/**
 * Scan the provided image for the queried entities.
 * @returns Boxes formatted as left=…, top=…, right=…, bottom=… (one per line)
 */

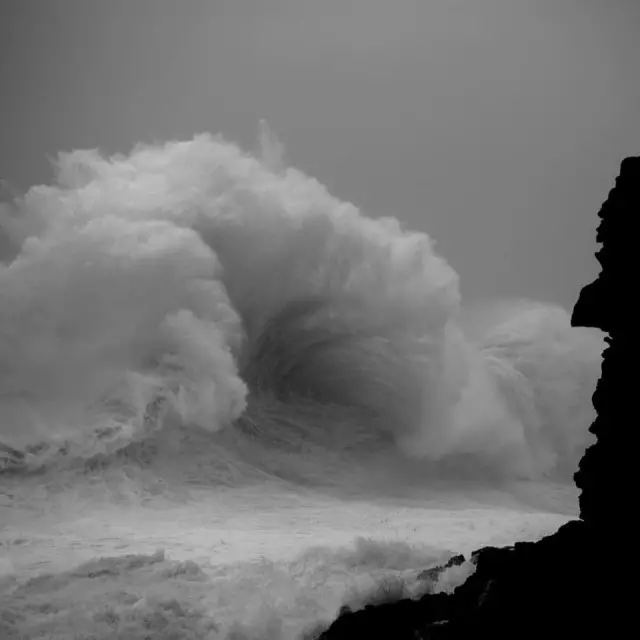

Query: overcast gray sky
left=1, top=0, right=638, bottom=308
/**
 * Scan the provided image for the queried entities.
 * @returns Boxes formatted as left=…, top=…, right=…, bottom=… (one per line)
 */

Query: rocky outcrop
left=416, top=553, right=465, bottom=583
left=316, top=156, right=636, bottom=640
left=319, top=520, right=599, bottom=639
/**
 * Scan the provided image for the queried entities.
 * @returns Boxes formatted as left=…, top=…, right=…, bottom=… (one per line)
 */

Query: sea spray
left=0, top=132, right=604, bottom=479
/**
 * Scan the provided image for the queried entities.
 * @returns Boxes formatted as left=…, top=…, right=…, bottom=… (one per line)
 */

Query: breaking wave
left=0, top=129, right=605, bottom=482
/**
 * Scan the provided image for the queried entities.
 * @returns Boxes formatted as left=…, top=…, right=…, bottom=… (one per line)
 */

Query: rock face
left=317, top=156, right=637, bottom=639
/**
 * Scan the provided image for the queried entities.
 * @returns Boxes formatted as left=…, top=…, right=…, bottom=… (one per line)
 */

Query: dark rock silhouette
left=317, top=157, right=636, bottom=639
left=417, top=553, right=466, bottom=582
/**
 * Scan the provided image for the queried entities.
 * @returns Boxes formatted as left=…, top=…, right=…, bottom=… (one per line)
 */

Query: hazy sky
left=1, top=0, right=638, bottom=308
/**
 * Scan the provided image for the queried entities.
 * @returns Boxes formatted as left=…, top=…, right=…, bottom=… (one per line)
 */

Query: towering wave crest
left=0, top=128, right=605, bottom=480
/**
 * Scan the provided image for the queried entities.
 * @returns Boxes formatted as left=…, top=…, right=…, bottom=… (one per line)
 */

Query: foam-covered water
left=0, top=128, right=604, bottom=485
left=0, top=127, right=605, bottom=638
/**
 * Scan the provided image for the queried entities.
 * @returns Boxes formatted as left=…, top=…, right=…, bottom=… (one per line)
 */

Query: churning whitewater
left=0, top=130, right=604, bottom=484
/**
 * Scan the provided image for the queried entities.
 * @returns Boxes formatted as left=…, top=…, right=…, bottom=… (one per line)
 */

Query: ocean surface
left=0, top=131, right=604, bottom=638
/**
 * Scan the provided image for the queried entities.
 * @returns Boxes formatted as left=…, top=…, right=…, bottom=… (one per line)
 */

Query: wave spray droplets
left=0, top=129, right=604, bottom=481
